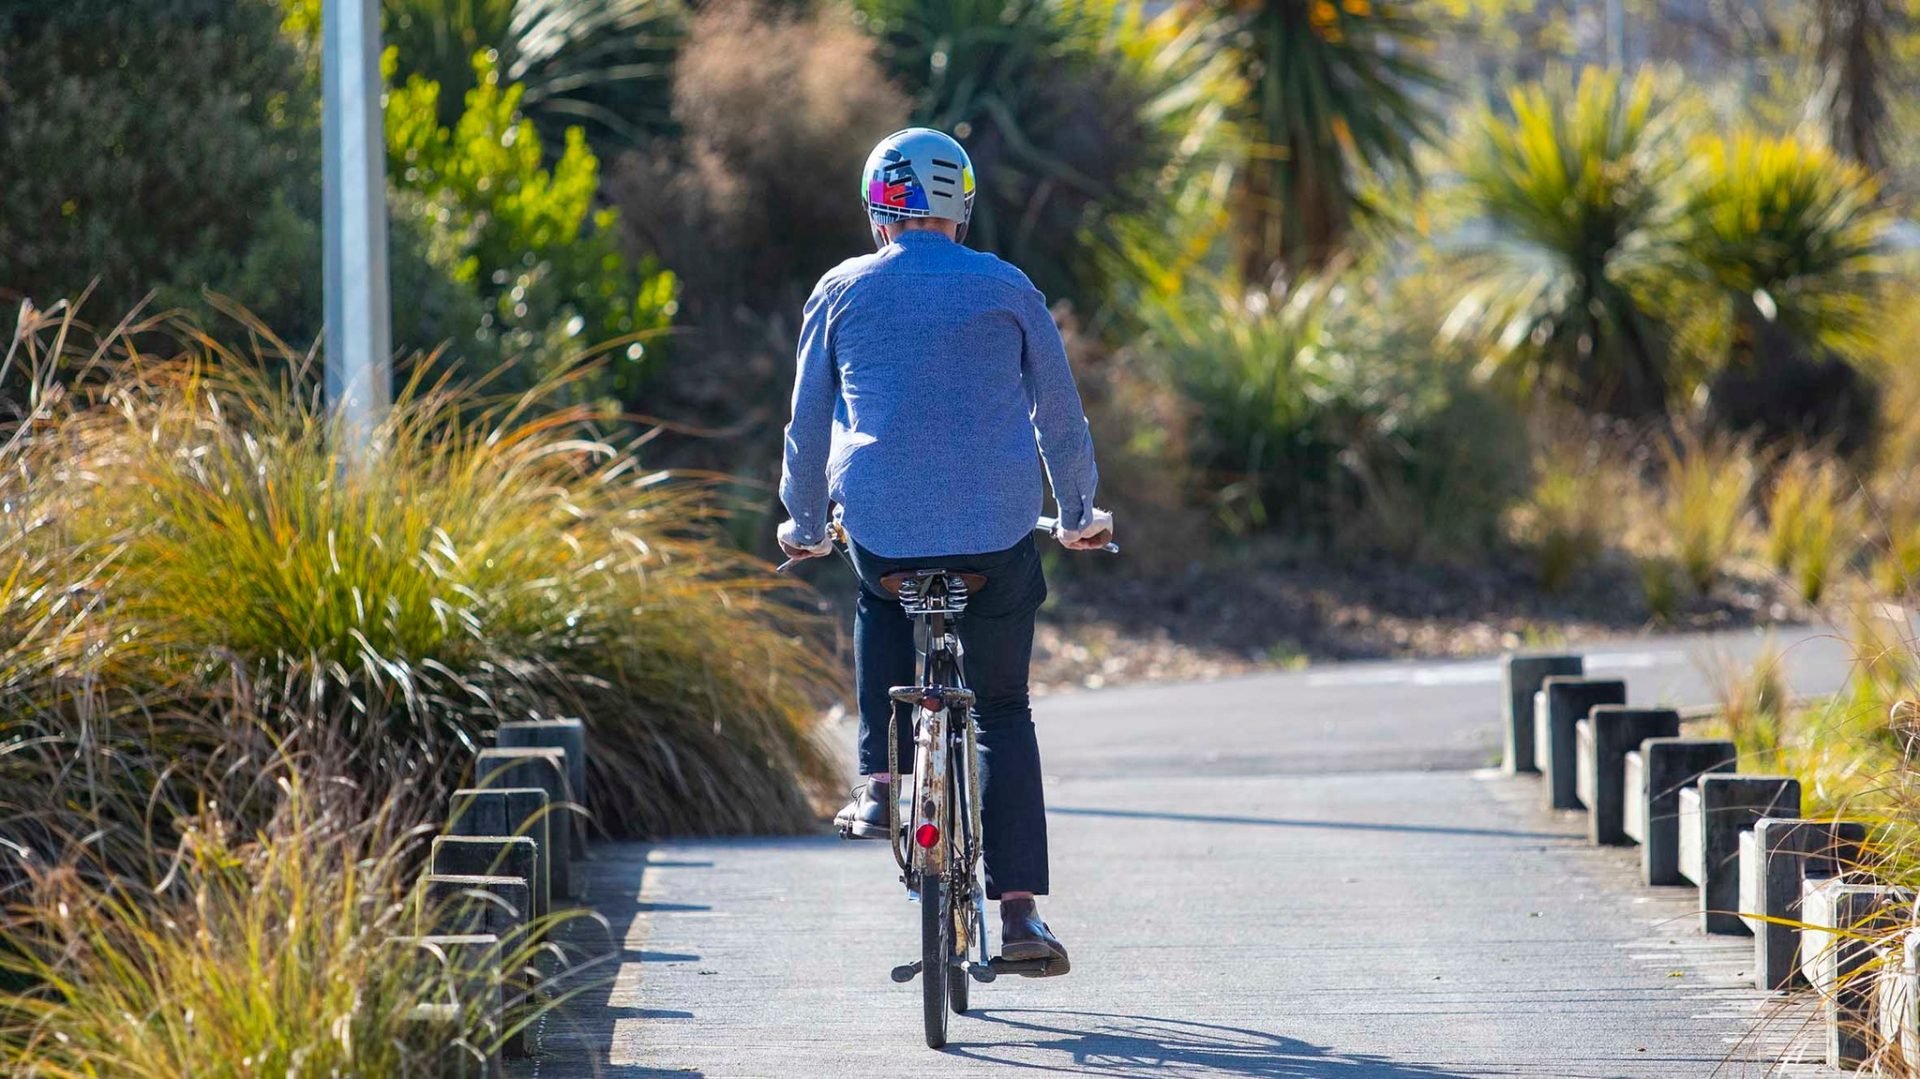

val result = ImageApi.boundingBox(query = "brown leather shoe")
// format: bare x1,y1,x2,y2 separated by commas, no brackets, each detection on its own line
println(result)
999,897,1070,976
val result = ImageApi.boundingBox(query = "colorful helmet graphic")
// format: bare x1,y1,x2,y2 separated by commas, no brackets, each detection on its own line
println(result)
861,128,976,246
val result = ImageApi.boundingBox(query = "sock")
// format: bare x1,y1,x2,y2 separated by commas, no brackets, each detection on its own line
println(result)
867,772,892,786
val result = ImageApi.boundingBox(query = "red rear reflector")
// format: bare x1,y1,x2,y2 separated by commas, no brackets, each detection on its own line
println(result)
914,824,940,849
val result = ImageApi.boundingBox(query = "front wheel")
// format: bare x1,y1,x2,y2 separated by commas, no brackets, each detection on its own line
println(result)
921,873,950,1048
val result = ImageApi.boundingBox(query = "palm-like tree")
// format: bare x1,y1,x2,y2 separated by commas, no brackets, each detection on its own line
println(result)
1206,0,1442,282
1811,0,1901,172
1442,68,1688,418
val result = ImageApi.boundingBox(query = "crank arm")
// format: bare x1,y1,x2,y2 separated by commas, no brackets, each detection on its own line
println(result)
889,960,923,983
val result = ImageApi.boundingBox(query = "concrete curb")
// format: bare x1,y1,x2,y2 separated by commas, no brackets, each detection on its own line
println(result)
473,748,575,899
1629,738,1736,886
1800,880,1911,1068
1682,775,1800,935
390,933,505,1075
1502,653,1583,775
1741,818,1867,990
495,719,588,859
1576,706,1678,846
1497,654,1918,1071
449,787,552,923
1537,677,1625,811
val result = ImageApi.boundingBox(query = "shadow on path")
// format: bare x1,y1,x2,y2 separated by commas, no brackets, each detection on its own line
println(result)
1050,806,1571,842
950,1009,1477,1078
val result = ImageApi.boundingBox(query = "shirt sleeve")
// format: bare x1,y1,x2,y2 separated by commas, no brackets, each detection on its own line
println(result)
779,283,837,546
1014,283,1100,532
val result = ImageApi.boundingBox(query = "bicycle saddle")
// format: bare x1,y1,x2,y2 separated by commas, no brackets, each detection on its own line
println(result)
879,570,988,597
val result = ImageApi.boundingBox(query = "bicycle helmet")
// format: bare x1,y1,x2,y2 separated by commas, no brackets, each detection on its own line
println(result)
861,127,976,249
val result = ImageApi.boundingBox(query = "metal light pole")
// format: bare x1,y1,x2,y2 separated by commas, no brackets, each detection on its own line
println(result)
1605,0,1627,68
322,0,392,460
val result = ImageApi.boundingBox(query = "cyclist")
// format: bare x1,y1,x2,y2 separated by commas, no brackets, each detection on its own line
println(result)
777,127,1111,976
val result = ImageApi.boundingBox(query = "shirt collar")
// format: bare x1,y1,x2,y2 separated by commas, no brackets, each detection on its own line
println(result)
892,230,957,247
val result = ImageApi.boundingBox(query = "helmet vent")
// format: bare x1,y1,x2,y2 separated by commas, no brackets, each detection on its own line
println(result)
932,158,962,169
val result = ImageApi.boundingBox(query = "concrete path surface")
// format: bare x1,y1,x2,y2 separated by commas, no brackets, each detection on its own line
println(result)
523,626,1860,1077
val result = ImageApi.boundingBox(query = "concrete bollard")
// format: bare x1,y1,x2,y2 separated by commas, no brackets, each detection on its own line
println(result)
1741,818,1867,990
1877,929,1920,1072
423,873,532,942
1679,775,1800,935
1503,654,1583,775
390,933,505,1073
1632,738,1737,886
495,719,588,859
1536,677,1625,811
449,788,551,923
1575,707,1679,846
1801,879,1910,1068
472,747,574,898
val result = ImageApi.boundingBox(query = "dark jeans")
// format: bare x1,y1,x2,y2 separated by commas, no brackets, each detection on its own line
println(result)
849,535,1049,898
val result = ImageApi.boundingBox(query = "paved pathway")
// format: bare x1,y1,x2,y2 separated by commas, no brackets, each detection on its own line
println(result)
526,626,1861,1077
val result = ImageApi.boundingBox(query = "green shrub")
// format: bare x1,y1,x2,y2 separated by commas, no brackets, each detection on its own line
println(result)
0,0,321,338
378,0,686,157
856,0,1183,308
1137,270,1524,553
608,0,909,320
387,51,678,402
1442,67,1690,418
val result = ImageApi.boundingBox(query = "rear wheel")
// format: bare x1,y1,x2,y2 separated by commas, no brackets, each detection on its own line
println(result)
947,750,971,1016
920,873,950,1048
948,955,970,1014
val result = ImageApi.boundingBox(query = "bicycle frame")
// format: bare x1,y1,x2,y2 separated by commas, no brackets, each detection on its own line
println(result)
885,580,990,975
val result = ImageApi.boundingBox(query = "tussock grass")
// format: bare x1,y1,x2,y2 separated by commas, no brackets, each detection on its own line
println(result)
1765,451,1861,607
0,301,836,1070
1658,432,1753,595
5,305,838,838
1,752,577,1076
1508,436,1612,594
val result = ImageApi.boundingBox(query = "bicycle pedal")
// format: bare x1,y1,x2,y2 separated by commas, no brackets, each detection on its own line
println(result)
889,960,922,983
987,956,1056,978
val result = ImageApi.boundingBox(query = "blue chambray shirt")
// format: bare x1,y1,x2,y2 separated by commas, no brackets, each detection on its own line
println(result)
779,231,1099,559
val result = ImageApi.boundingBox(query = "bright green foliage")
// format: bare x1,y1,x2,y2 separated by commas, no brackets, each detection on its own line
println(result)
386,51,677,398
857,0,1182,307
1205,0,1442,278
381,0,685,156
1681,132,1891,357
1138,271,1525,552
1444,67,1690,417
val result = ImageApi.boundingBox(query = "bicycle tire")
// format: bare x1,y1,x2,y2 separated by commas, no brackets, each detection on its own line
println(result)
947,748,970,1016
948,946,969,1015
921,872,950,1048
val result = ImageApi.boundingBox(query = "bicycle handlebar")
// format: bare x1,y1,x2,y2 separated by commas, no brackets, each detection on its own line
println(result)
776,515,1117,574
1032,516,1119,554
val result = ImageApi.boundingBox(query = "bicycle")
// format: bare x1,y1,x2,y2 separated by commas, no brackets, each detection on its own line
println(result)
781,515,1116,1048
